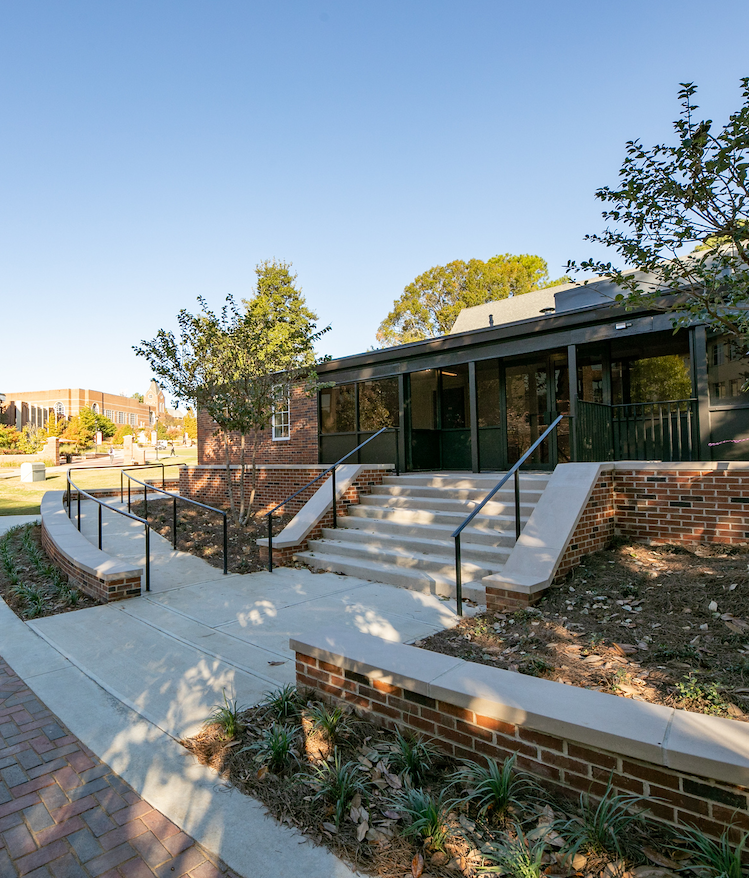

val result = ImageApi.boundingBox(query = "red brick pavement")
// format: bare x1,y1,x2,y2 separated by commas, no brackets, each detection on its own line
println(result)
0,657,240,878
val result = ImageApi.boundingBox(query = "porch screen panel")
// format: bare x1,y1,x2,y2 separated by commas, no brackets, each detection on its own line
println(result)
476,359,502,470
320,384,356,433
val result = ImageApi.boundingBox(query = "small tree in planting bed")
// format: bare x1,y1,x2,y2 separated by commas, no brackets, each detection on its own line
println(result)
134,260,330,525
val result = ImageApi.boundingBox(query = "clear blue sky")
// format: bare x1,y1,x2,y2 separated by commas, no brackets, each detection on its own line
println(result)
1,1,747,401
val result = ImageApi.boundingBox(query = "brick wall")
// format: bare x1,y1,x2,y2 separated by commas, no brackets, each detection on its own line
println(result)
296,649,749,842
179,464,390,516
554,472,617,583
40,523,141,602
614,467,749,545
198,384,318,467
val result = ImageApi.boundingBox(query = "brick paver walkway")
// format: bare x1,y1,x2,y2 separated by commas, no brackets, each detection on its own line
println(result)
0,657,239,878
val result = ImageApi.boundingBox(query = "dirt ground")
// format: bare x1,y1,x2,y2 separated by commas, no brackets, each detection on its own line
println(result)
131,497,293,575
419,539,749,720
184,690,683,878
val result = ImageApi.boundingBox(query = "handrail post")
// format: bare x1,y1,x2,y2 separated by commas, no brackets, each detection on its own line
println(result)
223,513,228,576
77,490,81,531
395,429,400,476
161,463,165,491
128,479,131,513
332,466,337,528
267,514,273,573
67,479,71,518
514,469,521,541
172,496,177,550
98,504,102,550
145,526,150,592
144,483,148,521
120,471,123,504
454,534,463,617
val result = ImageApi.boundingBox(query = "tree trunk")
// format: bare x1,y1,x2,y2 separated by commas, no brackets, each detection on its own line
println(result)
238,432,247,525
247,432,262,522
222,429,236,519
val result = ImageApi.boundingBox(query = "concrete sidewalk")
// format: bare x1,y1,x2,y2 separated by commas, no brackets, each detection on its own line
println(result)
0,503,476,877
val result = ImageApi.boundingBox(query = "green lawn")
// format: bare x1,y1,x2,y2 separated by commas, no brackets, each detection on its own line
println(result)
0,447,198,516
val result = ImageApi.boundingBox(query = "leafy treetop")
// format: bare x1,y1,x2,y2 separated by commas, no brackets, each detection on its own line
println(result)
567,79,749,348
376,253,568,346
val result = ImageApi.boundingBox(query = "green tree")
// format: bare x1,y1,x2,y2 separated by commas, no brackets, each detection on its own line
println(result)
568,79,749,354
79,407,116,440
156,422,168,440
134,259,330,524
18,425,45,454
0,425,20,449
113,424,134,445
183,408,198,440
131,392,144,403
376,254,568,346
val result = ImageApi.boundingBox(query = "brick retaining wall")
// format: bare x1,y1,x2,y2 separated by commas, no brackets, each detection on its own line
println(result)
294,633,749,843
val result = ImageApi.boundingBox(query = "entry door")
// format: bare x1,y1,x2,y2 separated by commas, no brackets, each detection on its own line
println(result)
504,354,569,468
408,367,472,470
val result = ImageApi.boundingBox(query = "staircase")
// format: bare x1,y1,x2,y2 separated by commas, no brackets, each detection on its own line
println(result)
294,472,551,603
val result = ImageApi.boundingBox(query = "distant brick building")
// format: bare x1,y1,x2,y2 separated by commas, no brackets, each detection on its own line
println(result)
1,380,166,431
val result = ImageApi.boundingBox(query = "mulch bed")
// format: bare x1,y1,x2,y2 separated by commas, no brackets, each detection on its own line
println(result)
419,539,749,720
0,523,99,619
183,686,707,878
131,498,293,575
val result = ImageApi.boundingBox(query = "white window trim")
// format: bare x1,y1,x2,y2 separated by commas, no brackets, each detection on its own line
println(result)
272,388,291,441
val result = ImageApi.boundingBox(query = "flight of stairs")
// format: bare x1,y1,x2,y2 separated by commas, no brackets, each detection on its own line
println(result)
294,472,551,603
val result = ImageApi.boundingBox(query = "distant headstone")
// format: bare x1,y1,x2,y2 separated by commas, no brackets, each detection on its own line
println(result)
95,431,103,446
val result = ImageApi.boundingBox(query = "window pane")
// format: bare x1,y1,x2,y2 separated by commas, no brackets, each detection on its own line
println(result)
476,360,500,427
320,384,356,433
708,335,749,406
359,378,398,431
440,364,470,429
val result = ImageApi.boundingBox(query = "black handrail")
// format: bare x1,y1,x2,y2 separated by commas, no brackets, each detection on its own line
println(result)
265,426,398,572
120,462,185,503
121,470,229,576
65,471,151,592
451,413,566,617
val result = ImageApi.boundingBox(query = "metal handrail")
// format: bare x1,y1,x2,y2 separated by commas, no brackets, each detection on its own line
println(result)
121,470,229,576
65,471,152,592
451,413,566,617
120,462,186,502
265,425,398,572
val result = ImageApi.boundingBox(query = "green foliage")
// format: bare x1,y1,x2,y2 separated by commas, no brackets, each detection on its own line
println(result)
481,823,547,877
134,260,330,524
390,729,440,783
155,422,168,440
208,690,244,739
376,253,568,346
79,408,116,440
17,425,45,454
307,702,350,745
309,752,367,828
131,393,144,403
183,408,198,439
113,425,134,445
0,424,20,449
568,79,749,356
559,782,647,860
247,723,298,774
675,825,748,878
62,416,94,451
628,355,693,403
263,683,305,721
395,788,452,851
674,673,729,715
451,755,539,821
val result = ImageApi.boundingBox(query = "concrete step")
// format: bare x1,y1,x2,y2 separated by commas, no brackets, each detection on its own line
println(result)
370,484,546,503
306,537,493,578
358,494,537,517
320,526,512,566
346,504,527,531
293,550,486,604
382,473,551,490
336,515,517,548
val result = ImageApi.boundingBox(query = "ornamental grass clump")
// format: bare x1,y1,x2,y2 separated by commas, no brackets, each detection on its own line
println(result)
247,723,299,775
308,751,367,828
451,754,540,823
675,825,748,878
390,728,440,784
263,683,305,721
482,823,547,878
395,788,452,851
208,690,244,739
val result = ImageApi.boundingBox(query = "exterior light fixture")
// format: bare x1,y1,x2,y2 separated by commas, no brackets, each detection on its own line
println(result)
615,322,634,330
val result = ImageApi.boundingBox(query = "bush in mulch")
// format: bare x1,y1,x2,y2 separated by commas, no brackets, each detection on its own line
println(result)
0,523,97,619
419,540,749,721
131,499,292,575
183,684,743,878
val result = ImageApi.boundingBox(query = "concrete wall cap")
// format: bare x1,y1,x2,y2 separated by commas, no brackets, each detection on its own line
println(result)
291,630,749,784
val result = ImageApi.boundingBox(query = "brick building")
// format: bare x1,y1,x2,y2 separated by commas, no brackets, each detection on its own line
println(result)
1,380,166,432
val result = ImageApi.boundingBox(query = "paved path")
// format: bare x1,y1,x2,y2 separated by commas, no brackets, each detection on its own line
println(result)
0,502,476,877
0,656,240,878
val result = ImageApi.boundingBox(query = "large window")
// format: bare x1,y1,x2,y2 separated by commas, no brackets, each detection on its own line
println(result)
320,384,356,433
476,360,500,427
272,388,291,440
708,335,749,406
55,402,65,417
610,333,692,405
358,378,398,431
